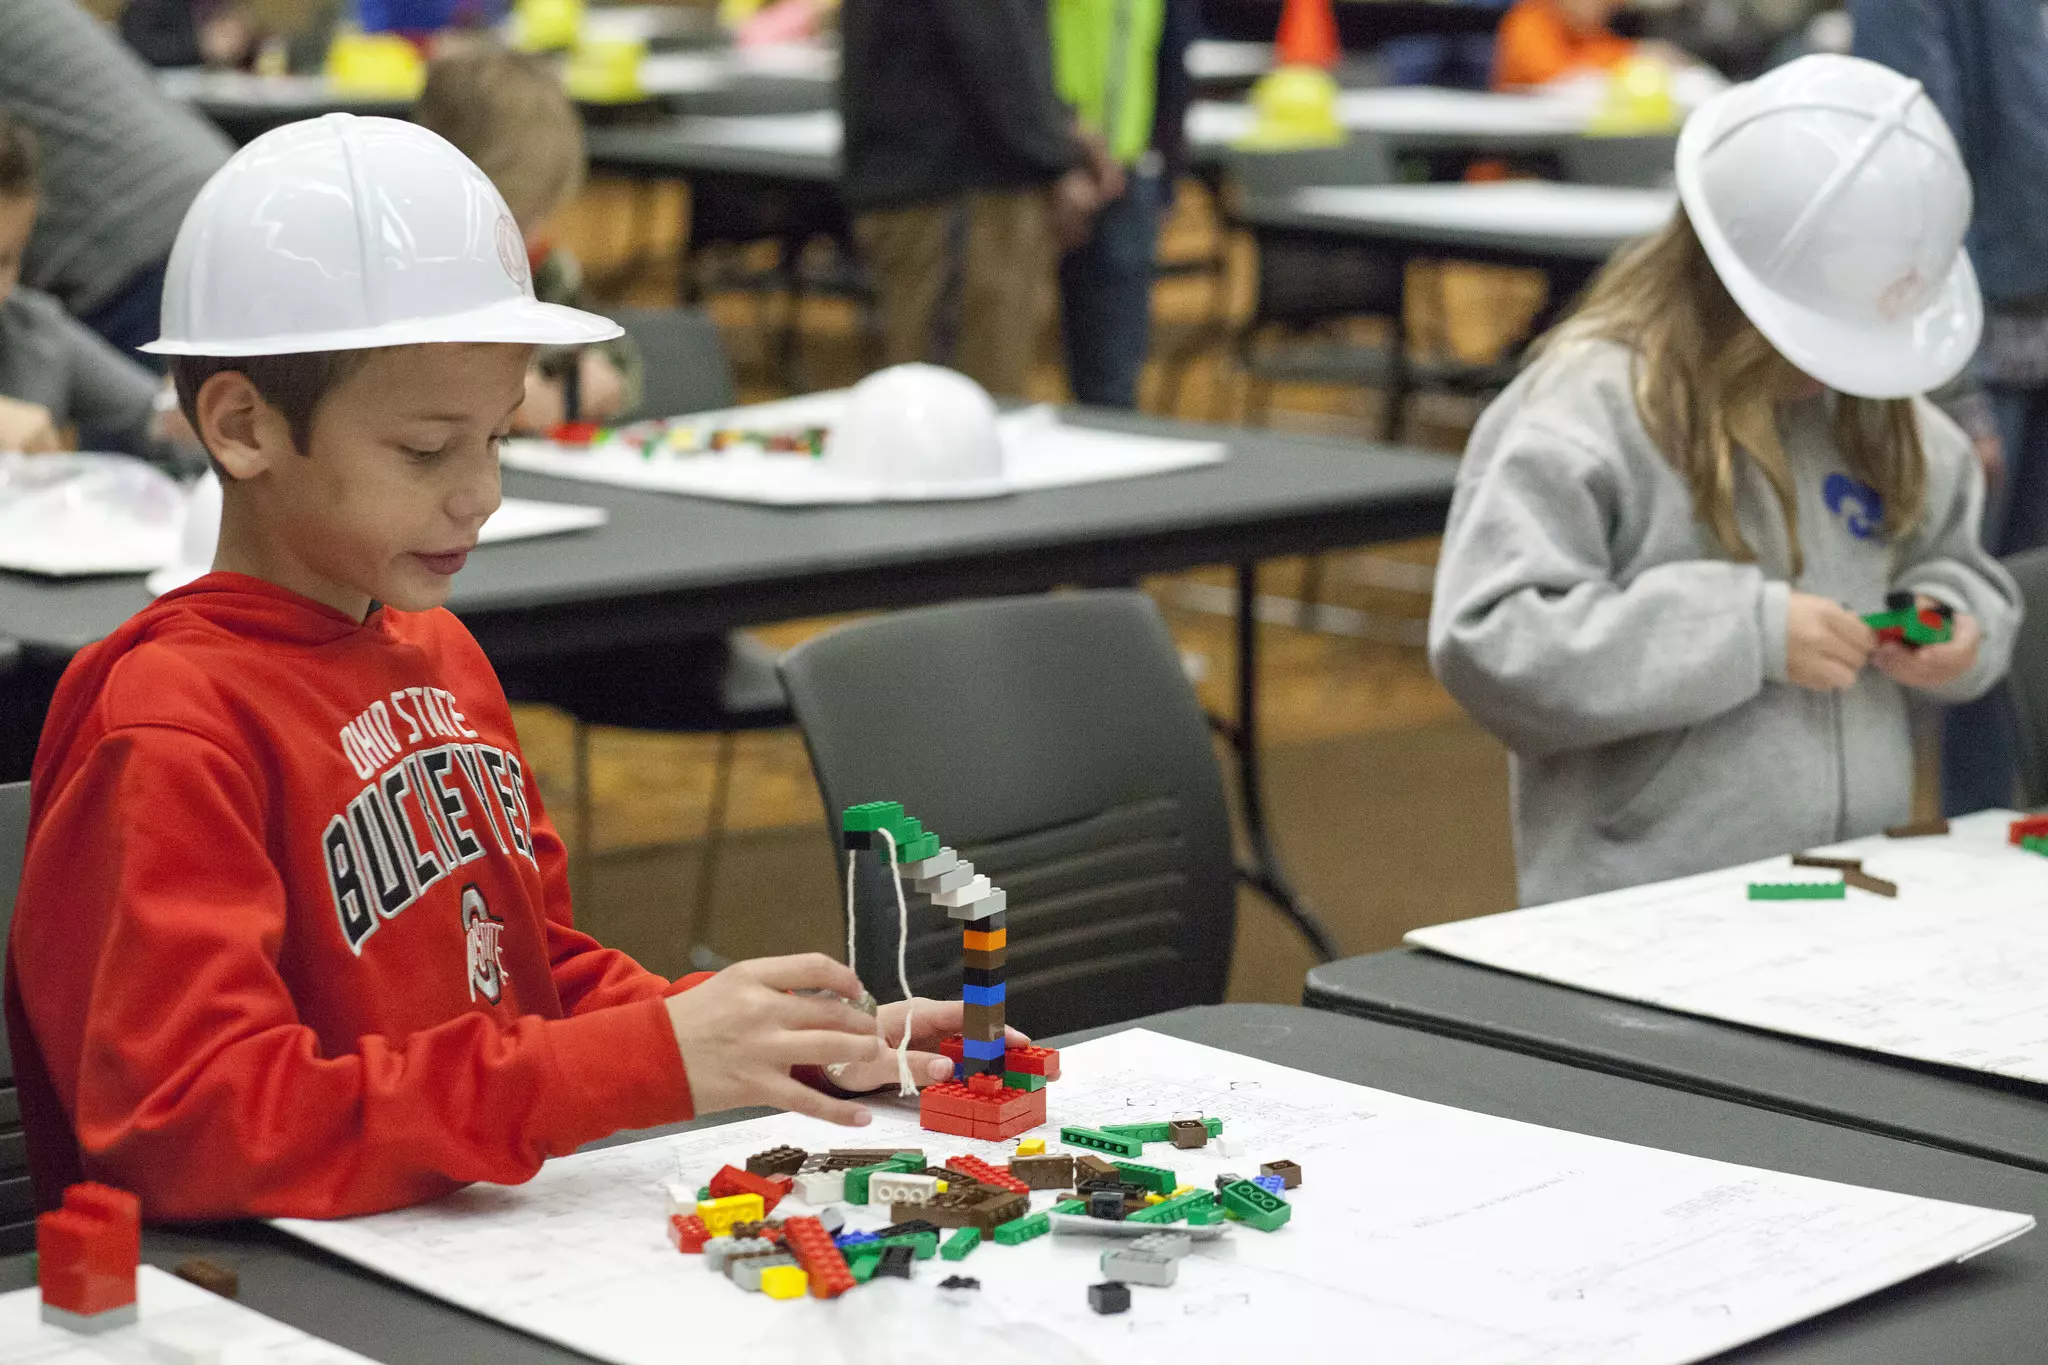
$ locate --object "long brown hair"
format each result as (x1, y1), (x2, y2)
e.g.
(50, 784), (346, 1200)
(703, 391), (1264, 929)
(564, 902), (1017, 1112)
(1531, 208), (1926, 576)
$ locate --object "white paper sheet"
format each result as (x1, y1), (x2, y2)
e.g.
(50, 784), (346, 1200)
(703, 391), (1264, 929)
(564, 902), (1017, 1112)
(274, 1029), (2029, 1365)
(1292, 183), (1677, 241)
(1409, 809), (2048, 1083)
(0, 1266), (382, 1364)
(499, 399), (1228, 505)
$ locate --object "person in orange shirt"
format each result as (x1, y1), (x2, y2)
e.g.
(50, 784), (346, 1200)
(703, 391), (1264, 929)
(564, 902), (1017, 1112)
(1493, 0), (1643, 91)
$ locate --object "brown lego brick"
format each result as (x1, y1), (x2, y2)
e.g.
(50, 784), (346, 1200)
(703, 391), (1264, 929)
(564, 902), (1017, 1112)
(1845, 868), (1900, 898)
(1168, 1119), (1209, 1150)
(1886, 818), (1950, 838)
(1008, 1154), (1076, 1190)
(961, 945), (1008, 971)
(961, 1002), (1005, 1042)
(173, 1260), (238, 1301)
(824, 1148), (923, 1169)
(746, 1145), (808, 1178)
(905, 1188), (1027, 1232)
(1259, 1159), (1303, 1189)
(1075, 1155), (1119, 1183)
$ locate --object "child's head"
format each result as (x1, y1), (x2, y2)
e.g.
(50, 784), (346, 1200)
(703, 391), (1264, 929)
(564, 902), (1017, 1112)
(0, 111), (39, 310)
(1553, 0), (1624, 32)
(414, 46), (586, 245)
(1540, 54), (1977, 573)
(147, 113), (619, 617)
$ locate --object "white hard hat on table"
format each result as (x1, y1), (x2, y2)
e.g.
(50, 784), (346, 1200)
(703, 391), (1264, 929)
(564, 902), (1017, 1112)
(1675, 53), (1980, 400)
(144, 114), (621, 357)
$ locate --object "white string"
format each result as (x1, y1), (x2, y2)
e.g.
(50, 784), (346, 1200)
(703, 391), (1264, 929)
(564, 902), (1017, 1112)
(875, 827), (919, 1096)
(844, 848), (859, 975)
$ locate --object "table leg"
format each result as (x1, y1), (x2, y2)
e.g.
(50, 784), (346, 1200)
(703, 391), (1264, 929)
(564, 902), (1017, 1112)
(1230, 562), (1342, 963)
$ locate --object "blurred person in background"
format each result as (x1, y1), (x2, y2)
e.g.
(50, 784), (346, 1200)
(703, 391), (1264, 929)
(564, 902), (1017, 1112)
(1854, 0), (2048, 814)
(0, 0), (231, 365)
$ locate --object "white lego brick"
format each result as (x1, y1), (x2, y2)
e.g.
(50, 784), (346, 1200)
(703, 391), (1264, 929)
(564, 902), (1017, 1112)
(947, 887), (1009, 921)
(731, 1252), (797, 1292)
(661, 1179), (697, 1218)
(900, 847), (960, 881)
(817, 1205), (847, 1234)
(930, 874), (993, 907)
(869, 1171), (941, 1205)
(1102, 1247), (1178, 1286)
(143, 1317), (226, 1365)
(794, 1169), (845, 1205)
(916, 861), (979, 894)
(1131, 1231), (1194, 1260)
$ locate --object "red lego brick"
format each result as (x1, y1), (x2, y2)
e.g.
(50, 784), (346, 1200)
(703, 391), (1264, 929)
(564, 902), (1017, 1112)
(549, 421), (602, 446)
(37, 1185), (140, 1322)
(967, 1072), (1003, 1098)
(781, 1216), (856, 1299)
(1003, 1044), (1061, 1081)
(709, 1165), (785, 1215)
(668, 1214), (711, 1253)
(938, 1035), (966, 1064)
(920, 1107), (981, 1139)
(944, 1155), (1029, 1197)
(2011, 815), (2048, 845)
(920, 1082), (986, 1119)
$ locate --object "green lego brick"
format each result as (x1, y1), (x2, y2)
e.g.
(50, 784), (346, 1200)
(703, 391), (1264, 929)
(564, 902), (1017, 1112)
(872, 1232), (939, 1260)
(841, 801), (903, 833)
(842, 1162), (888, 1204)
(1060, 1125), (1144, 1158)
(1184, 1198), (1229, 1226)
(882, 817), (924, 849)
(1219, 1179), (1291, 1232)
(1903, 617), (1953, 646)
(1002, 1071), (1048, 1092)
(897, 832), (941, 863)
(1201, 1117), (1224, 1137)
(1862, 608), (1914, 632)
(1112, 1161), (1177, 1194)
(940, 1227), (981, 1261)
(2023, 835), (2048, 858)
(849, 1250), (881, 1283)
(1050, 1198), (1088, 1215)
(1101, 1121), (1173, 1143)
(882, 1152), (925, 1173)
(1747, 881), (1846, 900)
(1127, 1189), (1213, 1224)
(696, 1184), (711, 1200)
(992, 1212), (1051, 1246)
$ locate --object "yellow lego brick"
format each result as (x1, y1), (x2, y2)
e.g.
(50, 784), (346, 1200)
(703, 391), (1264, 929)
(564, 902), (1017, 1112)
(1170, 1185), (1196, 1197)
(760, 1265), (809, 1300)
(698, 1193), (766, 1236)
(936, 1180), (949, 1193)
(1015, 1138), (1046, 1157)
(1145, 1193), (1165, 1205)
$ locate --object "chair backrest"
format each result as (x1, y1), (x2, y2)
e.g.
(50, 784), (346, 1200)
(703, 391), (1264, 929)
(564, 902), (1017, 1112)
(1556, 134), (1678, 188)
(2004, 548), (2048, 806)
(0, 781), (32, 1252)
(611, 306), (738, 421)
(1224, 138), (1409, 327)
(778, 592), (1237, 1036)
(1222, 136), (1400, 208)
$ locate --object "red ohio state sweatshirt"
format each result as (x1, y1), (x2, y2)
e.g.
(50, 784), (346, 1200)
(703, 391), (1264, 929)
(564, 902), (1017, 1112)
(6, 574), (705, 1221)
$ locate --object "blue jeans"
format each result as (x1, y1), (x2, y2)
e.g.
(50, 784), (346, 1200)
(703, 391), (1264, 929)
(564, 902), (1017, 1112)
(1058, 168), (1164, 410)
(1942, 384), (2048, 813)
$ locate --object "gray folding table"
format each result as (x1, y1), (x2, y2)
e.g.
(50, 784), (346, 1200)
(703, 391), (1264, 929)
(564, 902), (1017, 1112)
(8, 1004), (2048, 1363)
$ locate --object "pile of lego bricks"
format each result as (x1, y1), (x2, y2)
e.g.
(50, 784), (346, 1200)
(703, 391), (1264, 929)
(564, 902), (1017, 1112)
(663, 1119), (1302, 1314)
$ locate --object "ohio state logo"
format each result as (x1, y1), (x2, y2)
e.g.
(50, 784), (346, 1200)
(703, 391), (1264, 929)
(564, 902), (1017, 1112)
(461, 884), (506, 1003)
(495, 213), (530, 290)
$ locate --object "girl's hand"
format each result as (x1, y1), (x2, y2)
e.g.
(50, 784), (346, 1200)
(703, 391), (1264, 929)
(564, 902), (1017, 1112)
(578, 351), (628, 422)
(1872, 597), (1982, 692)
(822, 997), (1031, 1096)
(512, 366), (565, 435)
(664, 954), (885, 1125)
(1786, 591), (1875, 692)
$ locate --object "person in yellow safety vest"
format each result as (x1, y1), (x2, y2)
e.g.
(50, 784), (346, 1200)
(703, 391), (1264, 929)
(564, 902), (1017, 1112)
(1051, 0), (1193, 409)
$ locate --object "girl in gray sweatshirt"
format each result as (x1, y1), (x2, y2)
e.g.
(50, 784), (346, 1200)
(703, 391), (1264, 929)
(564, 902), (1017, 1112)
(1431, 187), (2018, 904)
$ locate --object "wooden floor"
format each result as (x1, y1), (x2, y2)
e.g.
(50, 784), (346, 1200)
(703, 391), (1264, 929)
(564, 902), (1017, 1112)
(510, 173), (1554, 1000)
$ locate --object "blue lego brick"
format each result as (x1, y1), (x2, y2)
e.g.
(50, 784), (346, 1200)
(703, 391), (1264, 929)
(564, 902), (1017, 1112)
(1252, 1175), (1287, 1197)
(961, 982), (1006, 1007)
(961, 1037), (1007, 1061)
(835, 1230), (880, 1250)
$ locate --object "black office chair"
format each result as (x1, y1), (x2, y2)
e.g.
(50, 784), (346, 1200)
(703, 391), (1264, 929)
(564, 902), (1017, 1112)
(503, 310), (793, 949)
(2002, 548), (2048, 807)
(777, 592), (1237, 1037)
(0, 782), (35, 1253)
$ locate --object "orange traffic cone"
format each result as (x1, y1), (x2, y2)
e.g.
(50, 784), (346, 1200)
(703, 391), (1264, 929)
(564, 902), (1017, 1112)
(1274, 0), (1340, 70)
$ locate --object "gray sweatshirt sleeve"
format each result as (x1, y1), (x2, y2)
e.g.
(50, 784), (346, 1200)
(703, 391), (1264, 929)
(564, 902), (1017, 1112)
(1890, 399), (2020, 702)
(55, 303), (159, 460)
(1429, 415), (1776, 760)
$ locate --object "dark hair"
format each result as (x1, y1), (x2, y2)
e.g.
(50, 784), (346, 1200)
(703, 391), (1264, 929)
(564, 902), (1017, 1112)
(171, 351), (381, 461)
(0, 110), (38, 199)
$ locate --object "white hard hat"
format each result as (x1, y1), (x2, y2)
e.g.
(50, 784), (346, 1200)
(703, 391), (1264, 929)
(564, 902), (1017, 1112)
(144, 114), (620, 356)
(1675, 53), (1981, 399)
(823, 365), (1006, 493)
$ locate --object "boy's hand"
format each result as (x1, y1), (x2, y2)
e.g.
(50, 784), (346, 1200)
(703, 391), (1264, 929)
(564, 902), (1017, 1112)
(1872, 597), (1982, 692)
(1786, 591), (1874, 692)
(0, 396), (61, 454)
(578, 351), (628, 423)
(821, 997), (1031, 1095)
(665, 954), (887, 1125)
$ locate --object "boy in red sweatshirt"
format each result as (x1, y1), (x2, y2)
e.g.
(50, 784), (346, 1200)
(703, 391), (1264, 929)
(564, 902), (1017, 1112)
(5, 114), (977, 1222)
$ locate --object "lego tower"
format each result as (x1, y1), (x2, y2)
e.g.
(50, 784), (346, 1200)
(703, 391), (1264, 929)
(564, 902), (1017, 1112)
(841, 802), (1059, 1140)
